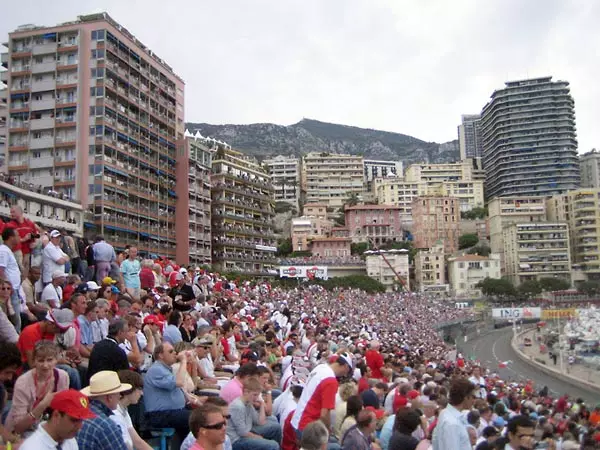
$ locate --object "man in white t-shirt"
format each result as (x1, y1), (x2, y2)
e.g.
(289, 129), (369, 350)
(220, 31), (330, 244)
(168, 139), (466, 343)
(0, 227), (22, 330)
(41, 271), (66, 308)
(468, 366), (487, 399)
(42, 230), (69, 284)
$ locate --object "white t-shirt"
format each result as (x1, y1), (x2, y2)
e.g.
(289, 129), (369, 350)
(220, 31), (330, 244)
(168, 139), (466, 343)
(110, 403), (134, 449)
(0, 244), (21, 290)
(199, 353), (216, 378)
(42, 241), (67, 284)
(19, 422), (79, 450)
(41, 283), (62, 308)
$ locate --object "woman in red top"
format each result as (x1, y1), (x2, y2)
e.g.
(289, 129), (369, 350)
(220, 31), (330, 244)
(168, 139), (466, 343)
(139, 259), (155, 290)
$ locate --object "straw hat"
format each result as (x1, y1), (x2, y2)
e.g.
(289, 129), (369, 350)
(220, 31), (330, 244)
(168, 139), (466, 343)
(80, 371), (132, 397)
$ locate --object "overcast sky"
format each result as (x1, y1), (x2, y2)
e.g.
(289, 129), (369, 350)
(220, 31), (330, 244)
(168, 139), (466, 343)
(2, 0), (599, 149)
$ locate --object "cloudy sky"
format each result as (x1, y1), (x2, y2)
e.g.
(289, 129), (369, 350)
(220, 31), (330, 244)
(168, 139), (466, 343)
(2, 0), (599, 149)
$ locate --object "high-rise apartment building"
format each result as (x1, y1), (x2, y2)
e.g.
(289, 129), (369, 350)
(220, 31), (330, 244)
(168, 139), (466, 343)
(263, 155), (300, 209)
(547, 189), (600, 281)
(579, 150), (600, 189)
(502, 222), (571, 286)
(211, 147), (276, 274)
(302, 152), (364, 209)
(481, 76), (580, 200)
(2, 13), (185, 259)
(412, 196), (460, 253)
(0, 88), (6, 169)
(457, 114), (483, 160)
(363, 159), (403, 190)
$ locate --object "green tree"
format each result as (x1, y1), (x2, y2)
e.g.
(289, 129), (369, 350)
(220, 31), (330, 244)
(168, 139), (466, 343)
(538, 277), (570, 292)
(459, 233), (479, 249)
(578, 280), (600, 296)
(461, 207), (488, 220)
(518, 279), (542, 298)
(344, 192), (360, 208)
(381, 240), (418, 263)
(276, 238), (292, 256)
(334, 214), (346, 227)
(351, 242), (371, 255)
(467, 244), (491, 257)
(274, 201), (295, 214)
(476, 277), (516, 298)
(314, 275), (386, 293)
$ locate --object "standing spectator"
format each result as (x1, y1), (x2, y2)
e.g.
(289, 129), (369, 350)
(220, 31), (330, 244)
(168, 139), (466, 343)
(42, 230), (69, 285)
(468, 366), (487, 399)
(86, 319), (130, 382)
(78, 370), (130, 450)
(41, 270), (67, 309)
(186, 403), (229, 450)
(83, 238), (96, 282)
(18, 389), (96, 450)
(171, 271), (197, 312)
(120, 246), (141, 300)
(432, 378), (475, 450)
(365, 341), (385, 380)
(93, 236), (116, 284)
(0, 227), (22, 331)
(6, 204), (38, 278)
(341, 409), (378, 450)
(62, 230), (79, 275)
(144, 342), (191, 446)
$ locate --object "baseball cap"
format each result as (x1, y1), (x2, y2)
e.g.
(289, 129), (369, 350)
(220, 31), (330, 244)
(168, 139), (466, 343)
(365, 406), (385, 420)
(102, 276), (117, 285)
(111, 286), (120, 294)
(143, 315), (164, 329)
(46, 309), (74, 331)
(337, 352), (354, 369)
(50, 230), (61, 238)
(86, 281), (101, 291)
(179, 268), (188, 275)
(407, 390), (420, 400)
(191, 335), (214, 347)
(175, 272), (184, 281)
(52, 270), (68, 280)
(50, 389), (96, 420)
(75, 283), (90, 294)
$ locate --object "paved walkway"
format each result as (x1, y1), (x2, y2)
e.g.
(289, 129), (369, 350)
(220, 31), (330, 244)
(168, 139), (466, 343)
(516, 328), (600, 388)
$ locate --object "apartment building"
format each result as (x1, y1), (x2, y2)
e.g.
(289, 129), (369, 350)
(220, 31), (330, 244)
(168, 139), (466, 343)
(211, 147), (276, 274)
(2, 13), (185, 259)
(0, 172), (83, 234)
(488, 196), (547, 271)
(363, 159), (403, 190)
(302, 152), (364, 209)
(448, 254), (501, 297)
(176, 132), (213, 266)
(503, 222), (571, 286)
(0, 88), (6, 169)
(414, 241), (448, 293)
(344, 204), (403, 245)
(480, 76), (580, 200)
(580, 150), (600, 189)
(547, 189), (600, 281)
(412, 196), (460, 253)
(309, 237), (351, 258)
(263, 155), (300, 209)
(429, 180), (484, 213)
(365, 250), (410, 291)
(372, 178), (425, 227)
(457, 114), (483, 160)
(290, 215), (333, 252)
(404, 159), (485, 184)
(303, 202), (328, 220)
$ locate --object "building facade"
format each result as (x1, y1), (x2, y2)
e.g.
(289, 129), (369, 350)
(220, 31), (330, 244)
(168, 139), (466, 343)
(404, 159), (485, 184)
(480, 76), (580, 200)
(547, 189), (600, 281)
(411, 196), (460, 253)
(344, 204), (403, 245)
(309, 237), (351, 258)
(0, 88), (6, 169)
(502, 222), (571, 286)
(2, 13), (185, 259)
(414, 241), (448, 293)
(290, 215), (333, 252)
(365, 250), (410, 291)
(263, 155), (300, 209)
(580, 150), (600, 189)
(457, 114), (483, 160)
(302, 152), (364, 209)
(211, 147), (276, 274)
(373, 178), (425, 227)
(363, 159), (403, 189)
(448, 254), (501, 297)
(303, 202), (328, 220)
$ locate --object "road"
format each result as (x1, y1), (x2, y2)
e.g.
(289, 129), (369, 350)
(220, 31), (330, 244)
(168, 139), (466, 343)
(459, 326), (600, 404)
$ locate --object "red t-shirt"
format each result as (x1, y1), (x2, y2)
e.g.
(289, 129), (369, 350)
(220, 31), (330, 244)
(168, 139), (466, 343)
(6, 218), (37, 254)
(282, 410), (299, 450)
(63, 284), (75, 303)
(17, 323), (55, 363)
(358, 376), (370, 394)
(365, 349), (385, 379)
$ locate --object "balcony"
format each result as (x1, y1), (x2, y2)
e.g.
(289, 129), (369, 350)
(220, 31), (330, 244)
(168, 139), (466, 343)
(31, 98), (56, 111)
(30, 117), (55, 130)
(32, 42), (58, 55)
(11, 65), (31, 73)
(31, 61), (56, 74)
(30, 136), (54, 149)
(0, 71), (7, 82)
(31, 78), (57, 92)
(29, 156), (54, 169)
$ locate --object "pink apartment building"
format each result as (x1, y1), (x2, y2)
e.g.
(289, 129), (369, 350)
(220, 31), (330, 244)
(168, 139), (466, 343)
(344, 205), (403, 245)
(412, 196), (460, 253)
(309, 237), (352, 258)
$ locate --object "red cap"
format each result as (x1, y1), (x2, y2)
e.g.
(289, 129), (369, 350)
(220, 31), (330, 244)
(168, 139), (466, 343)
(365, 406), (385, 419)
(144, 315), (159, 325)
(50, 389), (96, 420)
(408, 390), (420, 400)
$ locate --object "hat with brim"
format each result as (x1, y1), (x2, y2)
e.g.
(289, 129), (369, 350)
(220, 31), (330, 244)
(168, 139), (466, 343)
(46, 309), (74, 331)
(80, 370), (132, 397)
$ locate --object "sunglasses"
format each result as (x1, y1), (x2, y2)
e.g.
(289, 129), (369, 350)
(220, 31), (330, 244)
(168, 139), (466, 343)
(0, 287), (11, 291)
(203, 421), (226, 430)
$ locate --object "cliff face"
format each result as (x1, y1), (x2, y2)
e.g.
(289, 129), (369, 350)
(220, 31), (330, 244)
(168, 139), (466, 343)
(186, 118), (459, 164)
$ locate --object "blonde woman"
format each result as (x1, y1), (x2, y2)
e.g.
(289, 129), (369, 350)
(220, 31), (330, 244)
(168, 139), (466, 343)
(334, 382), (359, 439)
(0, 279), (18, 343)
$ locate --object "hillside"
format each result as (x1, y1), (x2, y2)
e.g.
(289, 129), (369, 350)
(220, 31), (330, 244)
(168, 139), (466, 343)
(185, 118), (459, 164)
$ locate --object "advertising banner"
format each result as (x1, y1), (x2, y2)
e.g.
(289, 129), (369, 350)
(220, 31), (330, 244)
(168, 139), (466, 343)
(278, 266), (328, 280)
(492, 307), (542, 320)
(541, 309), (577, 320)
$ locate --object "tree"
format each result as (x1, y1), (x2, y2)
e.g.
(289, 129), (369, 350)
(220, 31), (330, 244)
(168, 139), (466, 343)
(334, 214), (346, 227)
(476, 277), (516, 298)
(459, 233), (479, 250)
(467, 244), (491, 257)
(274, 201), (296, 214)
(578, 280), (600, 296)
(276, 238), (292, 256)
(518, 279), (542, 298)
(351, 242), (371, 255)
(381, 240), (418, 263)
(461, 207), (488, 220)
(344, 192), (360, 208)
(314, 275), (386, 293)
(538, 277), (570, 292)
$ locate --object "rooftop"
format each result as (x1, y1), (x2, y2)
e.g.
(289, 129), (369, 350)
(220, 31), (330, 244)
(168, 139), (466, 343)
(345, 204), (401, 211)
(449, 255), (491, 262)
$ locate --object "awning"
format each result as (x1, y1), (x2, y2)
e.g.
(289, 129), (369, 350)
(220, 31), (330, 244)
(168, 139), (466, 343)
(10, 93), (26, 99)
(519, 264), (530, 269)
(139, 232), (149, 238)
(128, 137), (138, 145)
(104, 166), (129, 178)
(117, 132), (128, 141)
(105, 224), (131, 233)
(84, 222), (97, 229)
(43, 32), (57, 39)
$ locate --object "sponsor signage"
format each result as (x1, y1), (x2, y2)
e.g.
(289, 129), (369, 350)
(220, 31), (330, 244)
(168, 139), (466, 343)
(278, 266), (328, 280)
(541, 309), (577, 320)
(492, 307), (542, 319)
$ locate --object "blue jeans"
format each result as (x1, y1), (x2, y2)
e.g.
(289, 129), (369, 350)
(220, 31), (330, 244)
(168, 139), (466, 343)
(57, 364), (81, 390)
(9, 291), (21, 333)
(252, 416), (281, 443)
(232, 437), (279, 450)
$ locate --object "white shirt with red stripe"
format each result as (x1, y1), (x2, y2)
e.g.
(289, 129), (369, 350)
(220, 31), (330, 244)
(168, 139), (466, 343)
(291, 363), (338, 431)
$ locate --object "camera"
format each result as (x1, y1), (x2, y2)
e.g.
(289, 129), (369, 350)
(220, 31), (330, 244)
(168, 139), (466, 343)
(30, 233), (40, 239)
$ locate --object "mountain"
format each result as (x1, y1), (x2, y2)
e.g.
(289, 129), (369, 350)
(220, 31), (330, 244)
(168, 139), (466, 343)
(185, 118), (459, 164)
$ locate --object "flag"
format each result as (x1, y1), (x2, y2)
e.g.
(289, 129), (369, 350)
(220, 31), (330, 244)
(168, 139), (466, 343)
(498, 361), (510, 369)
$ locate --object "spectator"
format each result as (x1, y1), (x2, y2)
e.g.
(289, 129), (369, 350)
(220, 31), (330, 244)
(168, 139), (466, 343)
(41, 270), (67, 309)
(22, 265), (47, 321)
(338, 395), (364, 441)
(341, 409), (378, 450)
(0, 227), (22, 331)
(388, 408), (422, 450)
(474, 426), (499, 450)
(91, 298), (110, 344)
(220, 363), (261, 404)
(505, 415), (537, 450)
(78, 370), (130, 450)
(432, 378), (475, 450)
(365, 340), (385, 380)
(93, 236), (116, 284)
(334, 383), (358, 439)
(183, 398), (232, 450)
(300, 420), (329, 450)
(86, 319), (130, 382)
(19, 389), (96, 450)
(17, 309), (74, 367)
(0, 343), (26, 444)
(0, 280), (19, 343)
(469, 366), (487, 400)
(180, 312), (197, 343)
(42, 230), (69, 285)
(6, 204), (38, 278)
(227, 378), (281, 450)
(170, 270), (197, 312)
(361, 381), (387, 409)
(163, 309), (184, 345)
(139, 259), (155, 291)
(144, 342), (191, 446)
(120, 247), (141, 300)
(77, 300), (99, 355)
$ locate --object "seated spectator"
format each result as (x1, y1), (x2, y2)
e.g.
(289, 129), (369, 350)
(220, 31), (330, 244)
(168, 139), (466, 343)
(180, 312), (197, 343)
(338, 395), (364, 441)
(227, 378), (282, 450)
(41, 271), (67, 309)
(86, 319), (130, 382)
(341, 409), (378, 450)
(119, 314), (144, 370)
(0, 342), (25, 444)
(144, 342), (191, 447)
(163, 309), (183, 345)
(19, 389), (96, 450)
(78, 370), (130, 450)
(77, 300), (99, 355)
(111, 370), (153, 450)
(6, 341), (69, 435)
(361, 381), (387, 409)
(334, 383), (359, 439)
(182, 397), (232, 450)
(280, 385), (303, 450)
(220, 363), (260, 404)
(17, 309), (74, 367)
(0, 279), (19, 343)
(300, 420), (330, 450)
(91, 298), (110, 344)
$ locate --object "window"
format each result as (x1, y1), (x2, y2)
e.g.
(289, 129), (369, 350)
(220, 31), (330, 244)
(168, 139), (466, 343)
(91, 30), (105, 41)
(90, 86), (104, 97)
(91, 49), (104, 59)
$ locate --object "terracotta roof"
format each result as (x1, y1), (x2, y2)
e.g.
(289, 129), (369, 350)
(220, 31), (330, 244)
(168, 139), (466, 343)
(450, 255), (490, 262)
(345, 204), (401, 211)
(310, 237), (352, 242)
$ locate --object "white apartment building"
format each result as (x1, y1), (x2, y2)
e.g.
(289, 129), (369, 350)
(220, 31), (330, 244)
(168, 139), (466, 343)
(0, 88), (6, 170)
(448, 254), (501, 298)
(302, 152), (364, 209)
(404, 159), (485, 184)
(580, 150), (600, 189)
(263, 155), (300, 209)
(365, 249), (410, 291)
(502, 222), (571, 286)
(363, 160), (403, 189)
(414, 240), (448, 293)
